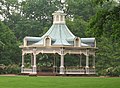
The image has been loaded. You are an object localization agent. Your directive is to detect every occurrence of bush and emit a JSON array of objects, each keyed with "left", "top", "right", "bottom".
[
  {"left": 106, "top": 66, "right": 120, "bottom": 76},
  {"left": 0, "top": 64, "right": 20, "bottom": 74},
  {"left": 96, "top": 66, "right": 120, "bottom": 77},
  {"left": 111, "top": 66, "right": 120, "bottom": 76},
  {"left": 96, "top": 69, "right": 106, "bottom": 76},
  {"left": 0, "top": 64, "right": 6, "bottom": 74}
]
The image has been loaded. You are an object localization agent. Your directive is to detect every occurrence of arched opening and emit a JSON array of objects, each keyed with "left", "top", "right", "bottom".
[
  {"left": 56, "top": 15, "right": 59, "bottom": 21},
  {"left": 61, "top": 15, "right": 63, "bottom": 21},
  {"left": 44, "top": 36, "right": 51, "bottom": 46},
  {"left": 21, "top": 53, "right": 36, "bottom": 74},
  {"left": 24, "top": 54, "right": 31, "bottom": 69},
  {"left": 36, "top": 53, "right": 60, "bottom": 75},
  {"left": 64, "top": 54, "right": 87, "bottom": 75},
  {"left": 74, "top": 37, "right": 80, "bottom": 47},
  {"left": 46, "top": 38, "right": 50, "bottom": 46}
]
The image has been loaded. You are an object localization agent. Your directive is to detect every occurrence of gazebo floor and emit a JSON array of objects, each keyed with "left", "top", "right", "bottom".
[
  {"left": 21, "top": 68, "right": 96, "bottom": 76},
  {"left": 37, "top": 72, "right": 96, "bottom": 76},
  {"left": 21, "top": 72, "right": 96, "bottom": 76}
]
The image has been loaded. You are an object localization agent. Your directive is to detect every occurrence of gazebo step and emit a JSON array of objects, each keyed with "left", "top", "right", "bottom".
[{"left": 29, "top": 73, "right": 37, "bottom": 76}]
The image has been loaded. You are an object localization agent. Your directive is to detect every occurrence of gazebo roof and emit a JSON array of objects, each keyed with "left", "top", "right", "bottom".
[
  {"left": 21, "top": 10, "right": 96, "bottom": 48},
  {"left": 34, "top": 24, "right": 75, "bottom": 46}
]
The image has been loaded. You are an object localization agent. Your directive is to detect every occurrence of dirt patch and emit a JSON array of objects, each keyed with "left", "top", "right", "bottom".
[{"left": 0, "top": 74, "right": 17, "bottom": 76}]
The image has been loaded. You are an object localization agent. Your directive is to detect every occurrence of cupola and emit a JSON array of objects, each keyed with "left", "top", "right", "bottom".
[{"left": 52, "top": 10, "right": 66, "bottom": 24}]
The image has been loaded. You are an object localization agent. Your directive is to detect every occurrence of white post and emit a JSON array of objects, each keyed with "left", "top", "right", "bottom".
[
  {"left": 93, "top": 55, "right": 95, "bottom": 68},
  {"left": 92, "top": 55, "right": 96, "bottom": 74},
  {"left": 53, "top": 55, "right": 55, "bottom": 73},
  {"left": 60, "top": 54, "right": 65, "bottom": 74},
  {"left": 32, "top": 50, "right": 37, "bottom": 74},
  {"left": 86, "top": 55, "right": 89, "bottom": 68},
  {"left": 85, "top": 54, "right": 89, "bottom": 74},
  {"left": 23, "top": 38, "right": 27, "bottom": 46},
  {"left": 21, "top": 54, "right": 24, "bottom": 73}
]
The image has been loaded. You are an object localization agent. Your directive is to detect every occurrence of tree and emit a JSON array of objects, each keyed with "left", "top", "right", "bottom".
[
  {"left": 67, "top": 0, "right": 96, "bottom": 21},
  {"left": 0, "top": 21, "right": 20, "bottom": 65},
  {"left": 66, "top": 16, "right": 87, "bottom": 37},
  {"left": 0, "top": 0, "right": 120, "bottom": 76},
  {"left": 2, "top": 0, "right": 58, "bottom": 40},
  {"left": 65, "top": 0, "right": 98, "bottom": 38},
  {"left": 87, "top": 2, "right": 120, "bottom": 76},
  {"left": 1, "top": 0, "right": 98, "bottom": 40}
]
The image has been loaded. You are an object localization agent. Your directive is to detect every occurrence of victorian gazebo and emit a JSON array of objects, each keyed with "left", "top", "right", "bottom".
[{"left": 19, "top": 7, "right": 97, "bottom": 75}]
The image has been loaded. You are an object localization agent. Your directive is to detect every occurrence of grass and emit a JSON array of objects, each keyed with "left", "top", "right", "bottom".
[{"left": 0, "top": 76, "right": 120, "bottom": 88}]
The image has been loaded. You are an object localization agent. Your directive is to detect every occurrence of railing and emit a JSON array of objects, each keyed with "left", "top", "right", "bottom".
[
  {"left": 89, "top": 68, "right": 96, "bottom": 74},
  {"left": 65, "top": 67, "right": 96, "bottom": 74},
  {"left": 21, "top": 67, "right": 96, "bottom": 75},
  {"left": 21, "top": 68, "right": 33, "bottom": 73},
  {"left": 65, "top": 69, "right": 85, "bottom": 74}
]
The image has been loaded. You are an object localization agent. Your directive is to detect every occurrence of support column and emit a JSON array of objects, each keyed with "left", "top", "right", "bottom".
[
  {"left": 21, "top": 54, "right": 24, "bottom": 73},
  {"left": 85, "top": 54, "right": 89, "bottom": 74},
  {"left": 93, "top": 55, "right": 95, "bottom": 68},
  {"left": 92, "top": 55, "right": 96, "bottom": 74},
  {"left": 32, "top": 53, "right": 37, "bottom": 74},
  {"left": 60, "top": 54, "right": 65, "bottom": 74}
]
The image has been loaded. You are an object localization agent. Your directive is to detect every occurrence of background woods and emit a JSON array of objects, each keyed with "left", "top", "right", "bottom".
[{"left": 0, "top": 0, "right": 120, "bottom": 76}]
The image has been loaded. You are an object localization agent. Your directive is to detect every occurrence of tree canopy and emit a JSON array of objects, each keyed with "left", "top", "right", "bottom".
[
  {"left": 0, "top": 21, "right": 20, "bottom": 65},
  {"left": 0, "top": 0, "right": 120, "bottom": 76}
]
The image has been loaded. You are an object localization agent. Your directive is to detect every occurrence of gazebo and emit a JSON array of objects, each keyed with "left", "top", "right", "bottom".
[{"left": 19, "top": 8, "right": 97, "bottom": 75}]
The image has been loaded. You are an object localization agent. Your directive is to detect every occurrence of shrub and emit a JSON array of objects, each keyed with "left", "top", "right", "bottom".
[
  {"left": 0, "top": 64, "right": 20, "bottom": 74},
  {"left": 103, "top": 66, "right": 120, "bottom": 77}
]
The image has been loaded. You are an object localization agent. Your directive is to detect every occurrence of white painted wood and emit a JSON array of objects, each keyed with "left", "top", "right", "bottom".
[
  {"left": 93, "top": 55, "right": 95, "bottom": 68},
  {"left": 21, "top": 54, "right": 24, "bottom": 67},
  {"left": 86, "top": 55, "right": 89, "bottom": 68},
  {"left": 60, "top": 54, "right": 65, "bottom": 74}
]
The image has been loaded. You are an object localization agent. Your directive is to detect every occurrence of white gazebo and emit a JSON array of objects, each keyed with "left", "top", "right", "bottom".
[{"left": 19, "top": 6, "right": 97, "bottom": 75}]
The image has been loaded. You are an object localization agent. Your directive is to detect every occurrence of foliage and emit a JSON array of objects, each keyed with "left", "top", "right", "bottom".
[
  {"left": 0, "top": 21, "right": 21, "bottom": 65},
  {"left": 67, "top": 0, "right": 96, "bottom": 21},
  {"left": 88, "top": 3, "right": 120, "bottom": 76},
  {"left": 66, "top": 16, "right": 87, "bottom": 37},
  {"left": 0, "top": 64, "right": 20, "bottom": 74},
  {"left": 0, "top": 0, "right": 120, "bottom": 76},
  {"left": 2, "top": 0, "right": 57, "bottom": 40},
  {"left": 88, "top": 3, "right": 120, "bottom": 39},
  {"left": 105, "top": 66, "right": 120, "bottom": 76}
]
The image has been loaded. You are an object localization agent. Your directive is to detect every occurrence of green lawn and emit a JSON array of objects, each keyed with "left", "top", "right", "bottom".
[{"left": 0, "top": 76, "right": 120, "bottom": 88}]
